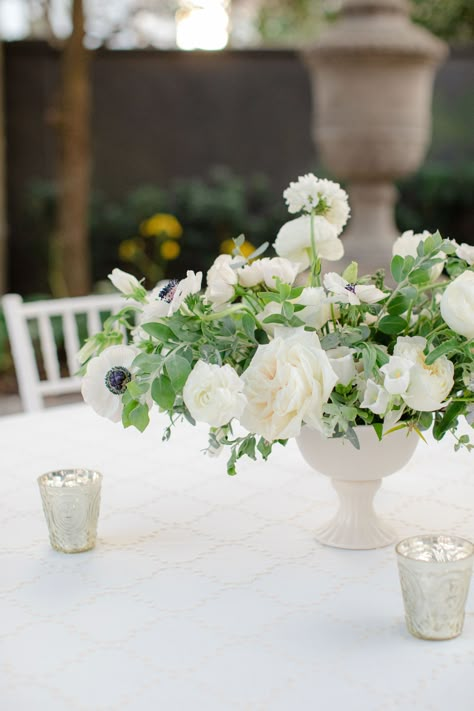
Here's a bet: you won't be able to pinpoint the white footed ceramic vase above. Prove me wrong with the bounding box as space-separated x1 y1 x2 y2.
296 425 419 550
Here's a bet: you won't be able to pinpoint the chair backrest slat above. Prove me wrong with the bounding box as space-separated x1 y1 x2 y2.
2 292 126 412
37 313 61 382
87 309 102 336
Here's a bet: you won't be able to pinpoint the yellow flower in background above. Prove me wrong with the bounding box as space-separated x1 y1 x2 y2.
220 239 256 259
141 213 183 239
119 238 142 261
160 239 181 261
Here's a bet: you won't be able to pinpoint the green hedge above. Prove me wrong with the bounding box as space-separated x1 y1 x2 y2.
19 163 474 296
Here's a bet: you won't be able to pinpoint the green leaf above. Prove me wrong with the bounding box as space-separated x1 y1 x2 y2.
321 332 342 350
424 339 459 366
433 401 465 441
408 268 430 285
122 399 139 428
372 422 383 441
142 322 176 342
165 354 192 392
281 302 294 320
342 261 358 283
390 255 405 283
262 314 286 326
132 353 162 372
387 293 410 316
126 380 149 399
129 403 150 433
151 375 175 410
422 234 436 255
401 255 415 277
377 315 408 335
345 427 360 450
241 313 256 341
400 285 418 301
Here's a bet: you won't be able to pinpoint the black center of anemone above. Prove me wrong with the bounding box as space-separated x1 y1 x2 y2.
158 279 179 303
105 366 132 395
345 282 357 294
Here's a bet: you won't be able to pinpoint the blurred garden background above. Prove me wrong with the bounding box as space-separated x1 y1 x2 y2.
0 0 473 399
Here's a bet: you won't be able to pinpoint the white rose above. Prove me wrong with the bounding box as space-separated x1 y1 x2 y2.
380 356 413 395
440 270 474 339
326 346 356 386
456 243 474 266
241 329 338 441
361 379 390 416
108 268 145 298
237 261 265 288
394 336 454 411
274 215 343 271
392 230 445 280
183 361 246 427
205 255 239 307
260 257 299 289
295 287 332 330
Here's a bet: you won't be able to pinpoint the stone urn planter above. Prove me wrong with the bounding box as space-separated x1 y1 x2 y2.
297 425 419 550
304 0 447 273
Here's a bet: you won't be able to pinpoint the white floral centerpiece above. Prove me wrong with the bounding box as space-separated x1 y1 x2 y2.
80 174 474 475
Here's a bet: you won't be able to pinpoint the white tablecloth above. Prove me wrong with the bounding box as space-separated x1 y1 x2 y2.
1 403 473 711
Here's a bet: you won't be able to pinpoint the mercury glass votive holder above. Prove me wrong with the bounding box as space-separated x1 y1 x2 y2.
396 534 474 640
38 469 102 553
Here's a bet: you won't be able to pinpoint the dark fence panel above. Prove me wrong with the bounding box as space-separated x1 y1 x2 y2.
4 41 474 293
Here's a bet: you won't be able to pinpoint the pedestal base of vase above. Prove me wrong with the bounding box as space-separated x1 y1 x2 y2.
296 425 419 551
316 479 396 550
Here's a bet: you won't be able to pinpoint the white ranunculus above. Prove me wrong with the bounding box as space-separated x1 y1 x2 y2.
440 270 474 339
393 336 454 411
205 255 239 307
313 178 350 235
283 173 321 214
81 345 140 423
237 261 265 288
323 272 386 305
380 356 414 395
456 243 474 266
274 215 343 271
241 329 338 441
360 379 390 416
183 361 246 427
108 268 145 298
326 346 356 386
295 287 332 330
260 257 299 289
392 230 445 280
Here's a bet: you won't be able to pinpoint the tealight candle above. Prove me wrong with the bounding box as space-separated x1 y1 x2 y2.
38 469 102 553
396 534 474 640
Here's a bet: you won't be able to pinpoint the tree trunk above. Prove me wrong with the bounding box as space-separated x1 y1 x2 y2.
0 43 7 295
53 0 91 296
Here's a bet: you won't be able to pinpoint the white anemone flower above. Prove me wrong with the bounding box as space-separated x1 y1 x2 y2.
274 215 343 271
81 345 140 423
323 273 386 305
153 271 202 317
